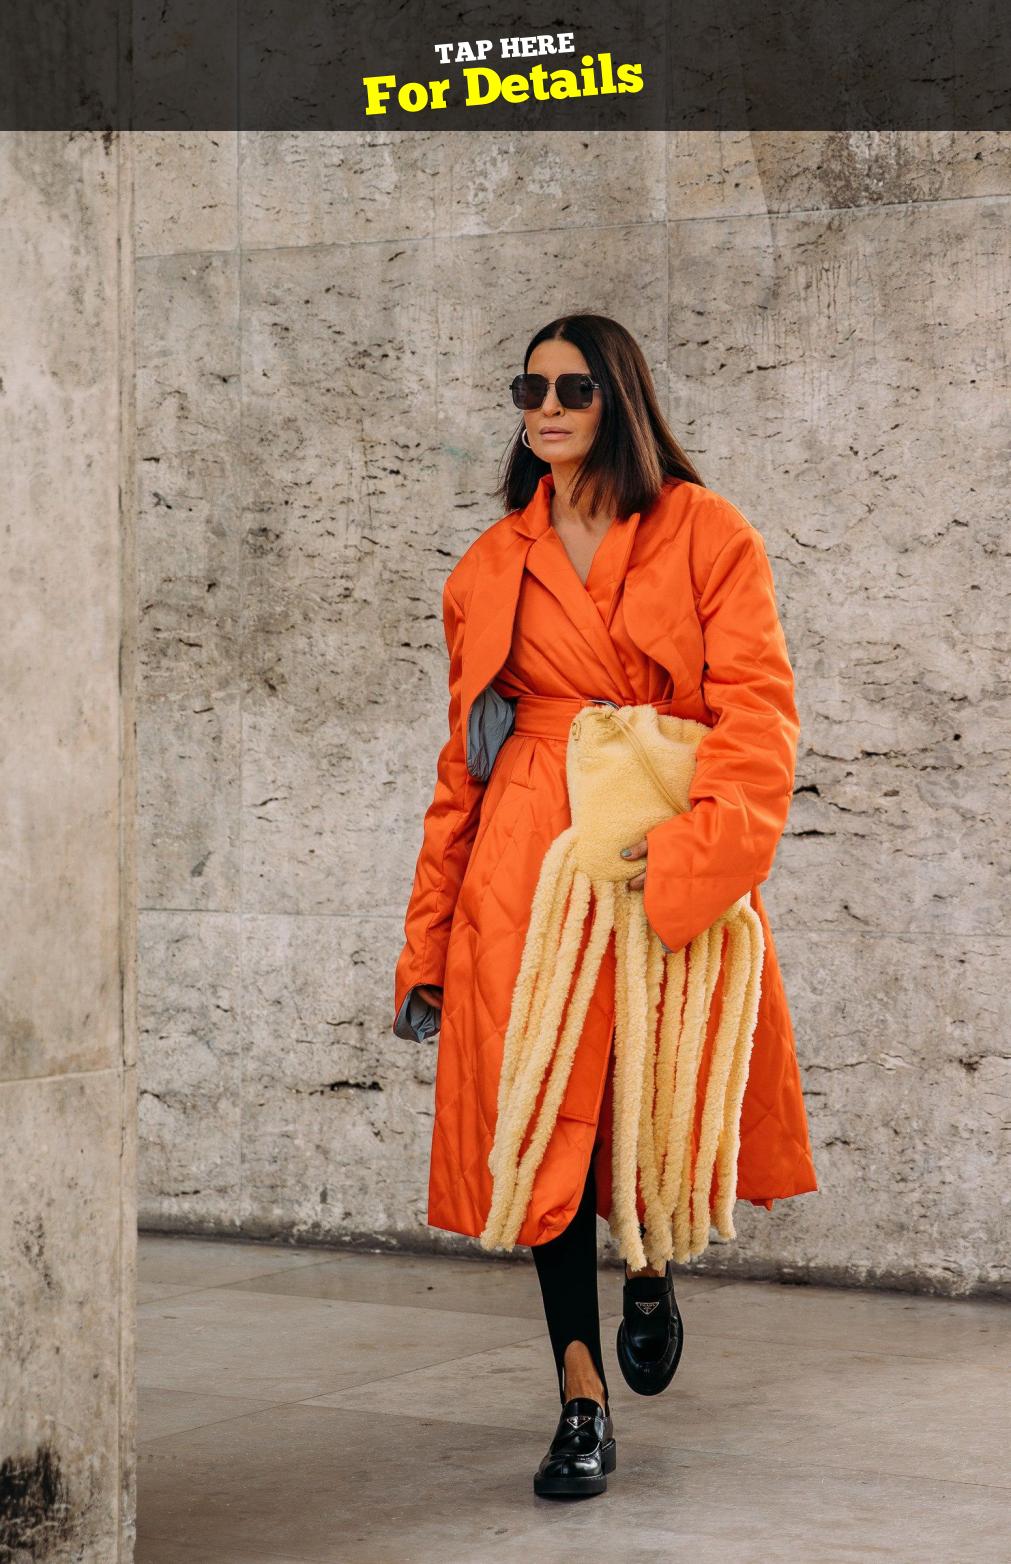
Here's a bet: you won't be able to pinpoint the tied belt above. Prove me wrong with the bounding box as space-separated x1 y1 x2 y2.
512 692 679 742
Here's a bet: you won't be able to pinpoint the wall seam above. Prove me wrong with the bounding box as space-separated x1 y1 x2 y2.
115 121 139 1564
129 189 1011 263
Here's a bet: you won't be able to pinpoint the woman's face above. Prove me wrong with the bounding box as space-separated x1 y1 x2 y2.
522 341 602 470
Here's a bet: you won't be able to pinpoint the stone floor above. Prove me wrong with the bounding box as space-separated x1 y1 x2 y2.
136 1235 1009 1563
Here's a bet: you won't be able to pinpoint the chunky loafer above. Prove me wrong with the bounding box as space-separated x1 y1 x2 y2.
616 1259 684 1395
533 1396 617 1498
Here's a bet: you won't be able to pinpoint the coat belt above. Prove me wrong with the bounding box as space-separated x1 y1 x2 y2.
512 693 679 741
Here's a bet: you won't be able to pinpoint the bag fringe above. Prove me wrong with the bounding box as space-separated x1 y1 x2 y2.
478 704 766 1268
479 873 764 1266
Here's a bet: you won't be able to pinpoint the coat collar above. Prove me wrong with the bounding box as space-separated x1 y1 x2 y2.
509 469 553 538
508 468 641 539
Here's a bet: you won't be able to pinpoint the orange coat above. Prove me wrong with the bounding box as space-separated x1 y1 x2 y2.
393 472 817 1247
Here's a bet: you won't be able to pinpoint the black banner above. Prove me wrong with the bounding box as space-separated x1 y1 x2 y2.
3 0 1009 130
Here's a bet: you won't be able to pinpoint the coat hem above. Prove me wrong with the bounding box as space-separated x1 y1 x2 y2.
427 1175 821 1242
739 1172 820 1210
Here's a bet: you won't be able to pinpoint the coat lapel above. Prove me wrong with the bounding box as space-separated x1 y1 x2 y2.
459 534 536 747
524 524 637 695
623 561 702 703
621 481 703 699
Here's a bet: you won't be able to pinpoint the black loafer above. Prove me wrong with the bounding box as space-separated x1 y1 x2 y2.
533 1396 617 1498
616 1259 684 1395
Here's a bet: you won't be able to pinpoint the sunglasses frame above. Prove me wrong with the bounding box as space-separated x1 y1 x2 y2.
510 372 602 411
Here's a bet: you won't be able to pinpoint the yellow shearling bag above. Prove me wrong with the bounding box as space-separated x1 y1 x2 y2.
478 701 765 1273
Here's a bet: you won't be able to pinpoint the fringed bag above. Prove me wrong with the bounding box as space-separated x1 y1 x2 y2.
478 701 765 1274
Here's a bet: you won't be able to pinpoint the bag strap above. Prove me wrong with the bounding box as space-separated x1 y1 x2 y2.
602 707 686 815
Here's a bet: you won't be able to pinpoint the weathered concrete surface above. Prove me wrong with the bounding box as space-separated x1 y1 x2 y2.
135 132 1011 1296
0 133 137 1561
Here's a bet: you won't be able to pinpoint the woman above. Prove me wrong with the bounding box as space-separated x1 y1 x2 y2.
392 314 817 1498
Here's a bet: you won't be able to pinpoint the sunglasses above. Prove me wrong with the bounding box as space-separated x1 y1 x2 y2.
510 373 601 411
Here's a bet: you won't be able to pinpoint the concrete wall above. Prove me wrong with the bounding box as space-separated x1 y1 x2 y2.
134 131 1010 1297
0 133 137 1561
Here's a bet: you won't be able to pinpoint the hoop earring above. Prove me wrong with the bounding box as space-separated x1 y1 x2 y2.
521 428 532 449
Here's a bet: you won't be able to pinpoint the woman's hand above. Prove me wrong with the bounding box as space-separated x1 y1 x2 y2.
416 984 444 1009
620 837 648 892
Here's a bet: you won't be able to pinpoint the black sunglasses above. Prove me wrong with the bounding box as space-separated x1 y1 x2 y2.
510 373 601 411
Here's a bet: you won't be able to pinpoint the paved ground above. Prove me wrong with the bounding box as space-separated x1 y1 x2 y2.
136 1235 1009 1563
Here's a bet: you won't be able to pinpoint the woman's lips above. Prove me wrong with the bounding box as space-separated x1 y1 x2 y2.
539 430 571 439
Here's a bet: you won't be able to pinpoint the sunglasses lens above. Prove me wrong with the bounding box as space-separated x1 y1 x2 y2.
557 374 595 409
511 374 547 409
510 373 596 410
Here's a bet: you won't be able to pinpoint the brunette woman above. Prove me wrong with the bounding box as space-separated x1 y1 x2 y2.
393 314 817 1497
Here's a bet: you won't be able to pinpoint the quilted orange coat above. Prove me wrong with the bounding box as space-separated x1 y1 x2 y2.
393 472 817 1247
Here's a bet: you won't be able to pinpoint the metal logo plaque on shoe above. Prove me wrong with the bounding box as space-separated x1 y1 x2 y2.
392 470 818 1255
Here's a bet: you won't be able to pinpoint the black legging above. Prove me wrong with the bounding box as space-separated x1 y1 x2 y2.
531 1152 610 1412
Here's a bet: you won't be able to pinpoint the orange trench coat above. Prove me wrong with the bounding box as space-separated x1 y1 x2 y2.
393 472 818 1248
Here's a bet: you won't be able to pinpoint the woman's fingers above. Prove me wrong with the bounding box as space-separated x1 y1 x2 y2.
621 837 648 892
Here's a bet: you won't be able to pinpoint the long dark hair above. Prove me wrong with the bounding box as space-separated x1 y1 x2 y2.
497 314 705 519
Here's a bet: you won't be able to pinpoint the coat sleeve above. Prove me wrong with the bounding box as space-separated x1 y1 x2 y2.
642 521 800 954
392 574 486 1040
